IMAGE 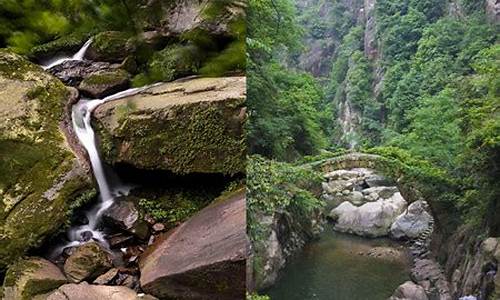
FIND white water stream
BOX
[42,38,93,70]
[48,42,158,257]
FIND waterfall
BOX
[49,83,161,258]
[42,38,93,70]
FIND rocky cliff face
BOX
[0,51,92,270]
[486,0,500,23]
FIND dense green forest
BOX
[248,0,499,234]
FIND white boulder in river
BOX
[390,200,432,239]
[329,192,407,237]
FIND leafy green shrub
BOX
[247,155,324,242]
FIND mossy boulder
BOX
[86,31,133,63]
[92,76,246,175]
[0,50,92,270]
[63,242,113,282]
[2,257,67,300]
[132,44,202,86]
[78,69,130,98]
[29,33,91,62]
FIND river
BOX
[265,226,411,300]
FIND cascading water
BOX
[49,86,155,257]
[44,41,161,257]
[42,38,93,70]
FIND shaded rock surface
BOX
[92,76,246,175]
[102,198,149,240]
[78,69,130,98]
[139,188,246,299]
[2,257,67,300]
[248,199,323,290]
[0,50,91,270]
[443,231,500,299]
[47,60,119,86]
[391,200,432,239]
[63,242,113,282]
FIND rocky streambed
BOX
[0,43,246,299]
[252,159,453,300]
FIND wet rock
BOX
[2,257,67,300]
[0,50,92,270]
[139,188,246,299]
[108,233,134,248]
[79,231,94,243]
[78,69,130,98]
[92,76,246,175]
[63,242,113,282]
[390,200,432,239]
[329,192,407,237]
[102,199,150,240]
[47,60,117,86]
[364,173,392,187]
[93,268,119,285]
[362,186,398,199]
[62,247,77,258]
[44,282,147,300]
[390,281,428,300]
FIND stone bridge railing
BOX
[307,152,385,173]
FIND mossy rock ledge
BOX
[92,76,246,175]
[0,50,92,270]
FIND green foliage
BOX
[247,155,323,242]
[387,89,461,169]
[247,293,271,300]
[138,197,201,227]
[132,44,202,87]
[247,0,329,161]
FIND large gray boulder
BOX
[329,192,407,237]
[390,200,432,239]
[139,188,246,299]
[92,76,246,175]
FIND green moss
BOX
[3,258,66,300]
[96,97,246,175]
[0,51,92,270]
[0,50,41,80]
[90,31,132,61]
[29,32,91,59]
[132,43,203,86]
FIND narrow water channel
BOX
[265,226,411,300]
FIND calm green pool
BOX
[265,227,411,300]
